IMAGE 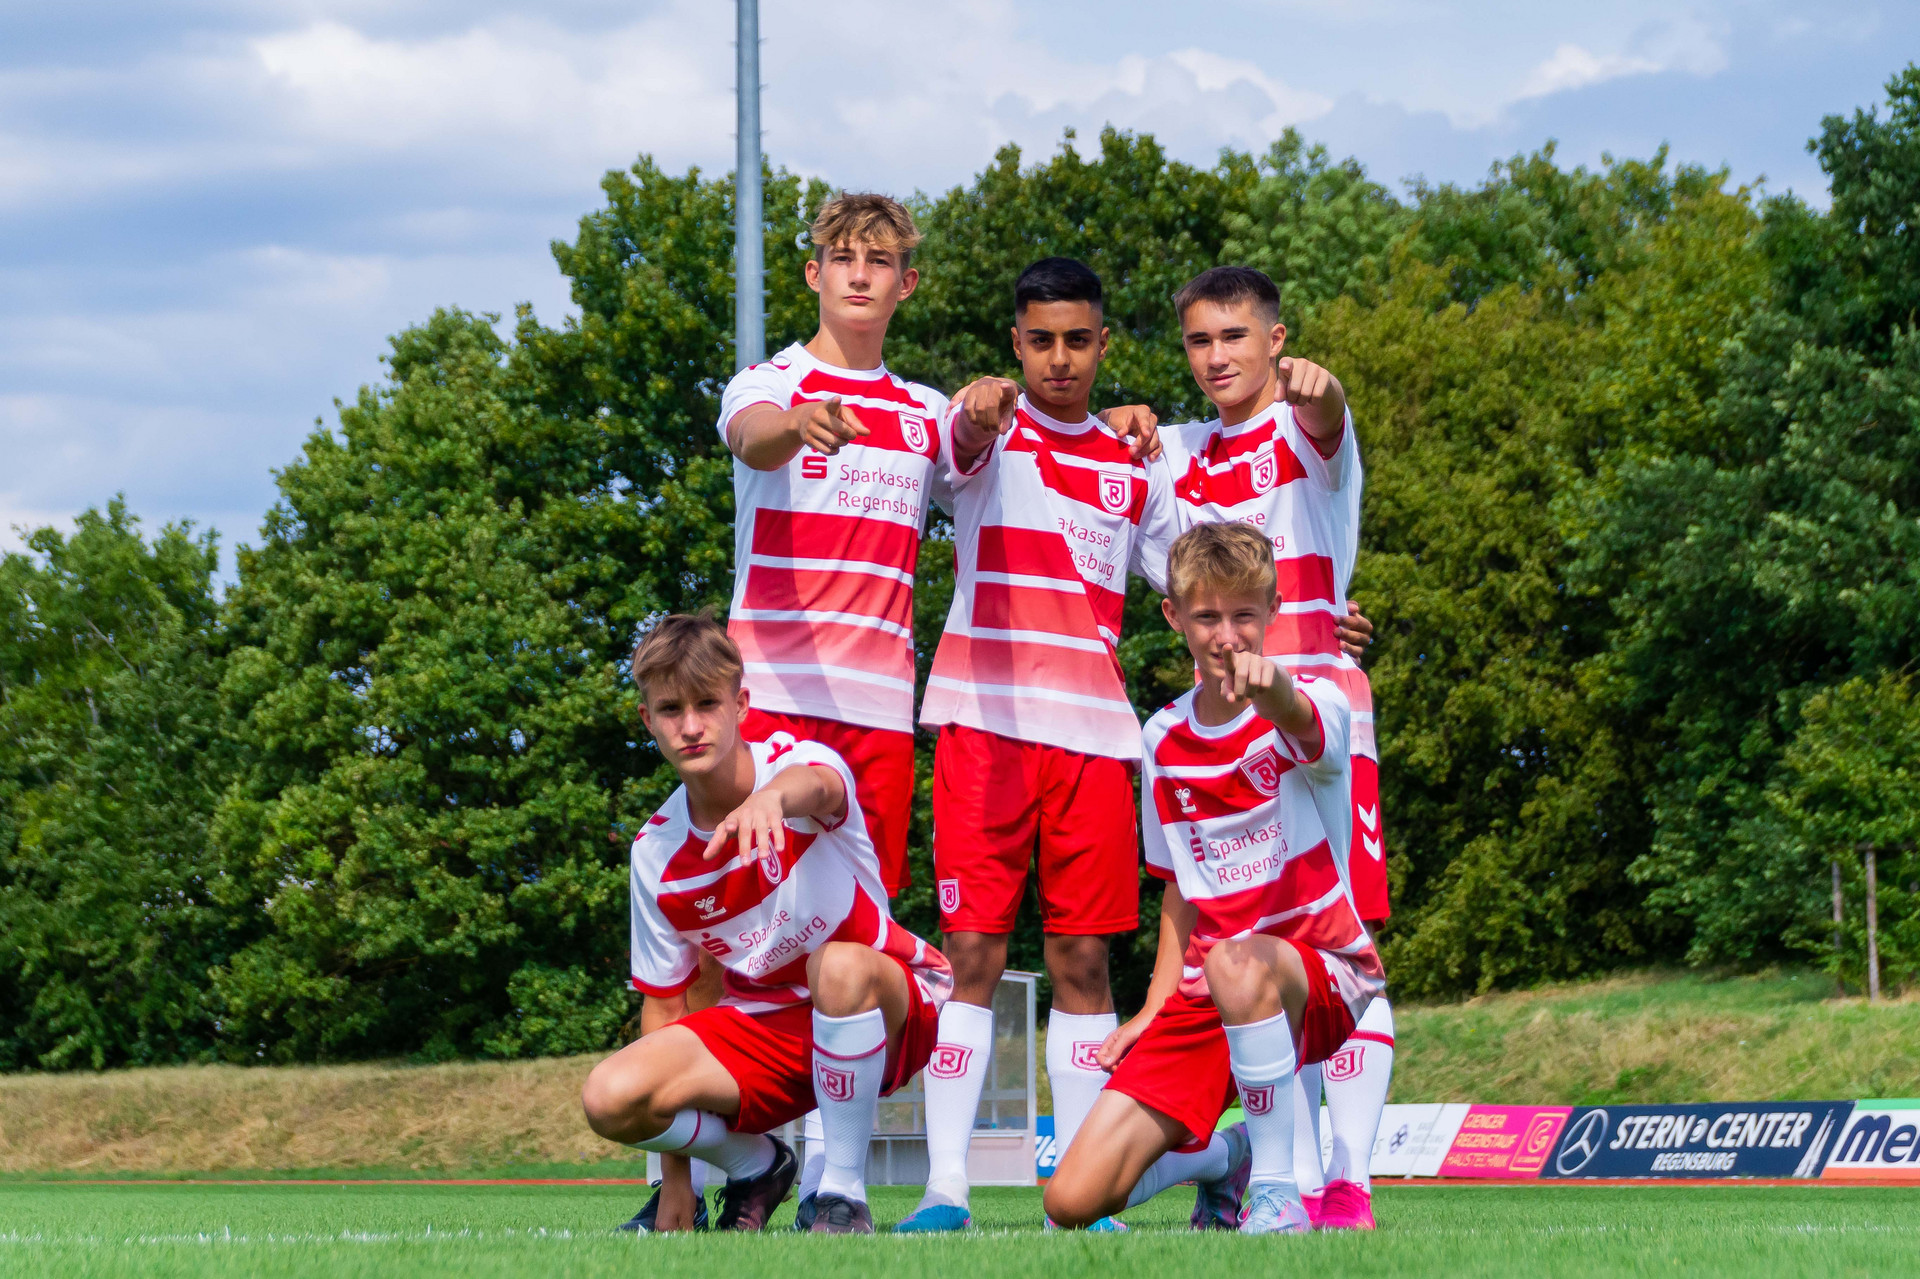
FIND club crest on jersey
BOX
[1325,1046,1364,1083]
[1242,1084,1276,1116]
[927,1044,974,1078]
[938,878,961,915]
[1250,446,1278,494]
[695,894,723,921]
[760,851,785,885]
[899,411,929,453]
[1098,470,1131,515]
[1238,745,1285,796]
[816,1063,856,1103]
[1071,1041,1103,1071]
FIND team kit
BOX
[580,194,1395,1237]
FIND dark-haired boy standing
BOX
[900,258,1174,1232]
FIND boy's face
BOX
[1181,299,1285,412]
[806,238,918,337]
[1162,584,1279,687]
[638,679,749,780]
[1011,299,1108,413]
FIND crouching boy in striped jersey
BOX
[1044,523,1384,1235]
[581,615,952,1234]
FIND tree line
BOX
[4,69,1918,1070]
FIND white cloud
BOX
[1514,18,1728,104]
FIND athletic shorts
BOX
[930,724,1139,936]
[742,707,914,895]
[1106,941,1360,1143]
[1348,754,1390,922]
[675,955,939,1135]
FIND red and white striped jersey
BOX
[1152,404,1378,761]
[717,343,950,735]
[1140,678,1383,1017]
[919,397,1177,760]
[628,734,953,1015]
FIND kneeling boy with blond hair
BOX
[582,615,952,1234]
[1044,523,1383,1235]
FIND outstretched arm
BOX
[1276,357,1347,450]
[728,397,871,471]
[949,376,1021,472]
[702,763,849,867]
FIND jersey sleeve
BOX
[1277,673,1352,782]
[919,387,959,517]
[1301,405,1359,494]
[1138,719,1178,882]
[937,398,998,489]
[629,843,701,997]
[769,738,859,835]
[1130,453,1180,594]
[716,362,795,450]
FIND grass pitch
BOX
[1,1182,1914,1279]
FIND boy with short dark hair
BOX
[1043,522,1383,1235]
[899,257,1171,1233]
[581,615,952,1235]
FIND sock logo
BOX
[1242,1084,1276,1116]
[815,1062,856,1103]
[938,878,961,915]
[1070,1040,1103,1071]
[927,1044,974,1078]
[1324,1046,1364,1082]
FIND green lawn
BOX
[2,1182,1914,1278]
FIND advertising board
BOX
[1543,1102,1853,1179]
[1437,1105,1571,1178]
[1822,1101,1920,1180]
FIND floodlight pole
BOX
[735,0,765,371]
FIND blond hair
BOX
[631,613,743,705]
[1166,522,1278,604]
[811,192,923,266]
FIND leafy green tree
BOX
[0,502,238,1068]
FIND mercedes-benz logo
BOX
[1556,1109,1609,1175]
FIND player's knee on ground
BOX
[806,940,882,1017]
[1043,933,1112,1013]
[1041,1154,1119,1228]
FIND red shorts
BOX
[1107,942,1359,1142]
[675,957,939,1134]
[1348,754,1389,921]
[742,707,914,895]
[931,724,1139,936]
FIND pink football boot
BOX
[1315,1179,1375,1230]
[1301,1191,1324,1227]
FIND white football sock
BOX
[1046,1010,1117,1164]
[798,1110,826,1200]
[1294,1062,1326,1196]
[1225,1012,1299,1189]
[918,999,993,1209]
[1324,997,1395,1190]
[1124,1130,1232,1209]
[812,1007,887,1204]
[631,1110,775,1181]
[643,1153,710,1193]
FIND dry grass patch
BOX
[0,1056,626,1174]
[1394,969,1920,1105]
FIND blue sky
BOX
[3,0,1913,569]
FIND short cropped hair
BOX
[1166,522,1278,605]
[811,193,923,267]
[630,613,743,705]
[1173,265,1281,329]
[1015,256,1103,315]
